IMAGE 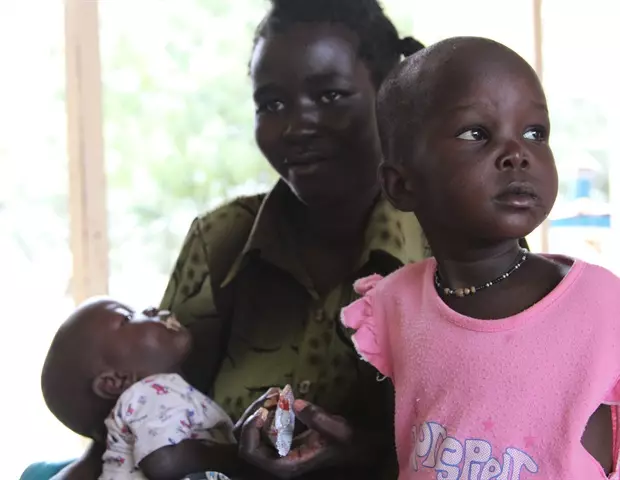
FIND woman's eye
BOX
[319,91,343,104]
[257,100,284,113]
[523,127,547,142]
[457,128,488,141]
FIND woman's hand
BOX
[51,441,104,480]
[237,395,383,479]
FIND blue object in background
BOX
[19,461,71,480]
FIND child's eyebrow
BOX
[531,101,549,113]
[445,100,548,114]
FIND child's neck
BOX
[434,241,523,291]
[431,240,570,320]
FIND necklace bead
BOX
[435,249,528,297]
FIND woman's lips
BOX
[284,149,330,166]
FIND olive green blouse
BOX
[160,181,429,427]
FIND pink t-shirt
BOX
[341,257,620,480]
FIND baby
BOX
[41,297,235,480]
[342,37,620,479]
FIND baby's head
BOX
[41,297,191,440]
[378,37,558,250]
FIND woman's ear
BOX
[379,161,419,213]
[92,371,136,400]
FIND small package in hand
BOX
[267,384,295,457]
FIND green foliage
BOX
[100,0,276,278]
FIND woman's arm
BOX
[50,441,105,480]
[139,441,239,480]
[160,217,226,393]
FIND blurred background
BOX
[1,0,618,476]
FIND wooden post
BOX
[64,0,108,303]
[532,0,549,253]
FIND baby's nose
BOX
[142,306,159,317]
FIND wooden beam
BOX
[65,0,108,303]
[532,0,549,253]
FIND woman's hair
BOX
[253,0,425,88]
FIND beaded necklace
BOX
[434,248,529,297]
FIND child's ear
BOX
[92,371,136,400]
[379,162,419,212]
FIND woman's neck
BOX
[291,187,380,248]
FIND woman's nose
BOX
[283,101,319,140]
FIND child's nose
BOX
[496,140,530,171]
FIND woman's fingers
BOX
[238,408,331,479]
[293,399,353,444]
[239,408,269,454]
[233,387,280,433]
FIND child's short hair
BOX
[377,37,529,166]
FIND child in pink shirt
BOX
[342,36,620,480]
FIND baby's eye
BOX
[523,127,547,142]
[319,91,343,104]
[457,128,488,141]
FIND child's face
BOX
[82,299,191,380]
[250,23,381,207]
[401,53,558,244]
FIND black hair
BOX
[376,48,434,166]
[252,0,425,88]
[377,37,536,167]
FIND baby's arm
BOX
[139,441,238,480]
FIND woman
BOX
[160,1,426,478]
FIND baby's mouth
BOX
[158,310,181,331]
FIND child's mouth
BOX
[495,183,538,209]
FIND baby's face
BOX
[78,299,192,380]
[405,48,558,243]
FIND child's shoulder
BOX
[546,254,620,301]
[552,255,620,283]
[375,257,434,292]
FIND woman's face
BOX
[250,23,382,208]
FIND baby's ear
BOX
[92,371,136,399]
[379,161,419,212]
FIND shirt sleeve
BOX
[160,217,218,327]
[100,403,139,480]
[603,378,620,405]
[341,274,393,379]
[117,379,225,466]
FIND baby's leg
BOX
[582,404,613,474]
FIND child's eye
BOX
[319,91,343,104]
[523,127,547,142]
[257,99,285,114]
[456,128,488,141]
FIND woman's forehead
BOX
[250,23,363,85]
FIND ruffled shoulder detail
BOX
[341,274,392,378]
[353,273,383,296]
